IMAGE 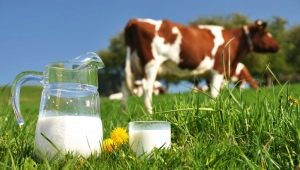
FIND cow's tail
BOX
[121,46,132,110]
[124,19,138,93]
[124,46,134,93]
[121,20,135,109]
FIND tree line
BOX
[97,13,300,95]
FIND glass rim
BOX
[129,121,170,125]
[45,61,102,71]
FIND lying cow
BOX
[123,18,279,113]
[133,80,165,97]
[194,62,258,91]
[230,62,259,89]
[109,80,164,100]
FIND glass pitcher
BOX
[11,52,104,159]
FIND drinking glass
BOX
[129,121,171,156]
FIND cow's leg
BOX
[239,67,259,89]
[125,47,134,92]
[210,71,224,98]
[122,47,136,111]
[143,59,163,114]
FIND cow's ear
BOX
[255,20,267,29]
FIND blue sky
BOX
[1,0,300,85]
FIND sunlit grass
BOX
[1,84,300,169]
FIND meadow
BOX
[1,84,300,169]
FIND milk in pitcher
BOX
[35,112,103,158]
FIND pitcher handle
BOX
[11,71,43,127]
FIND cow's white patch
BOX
[151,26,182,64]
[231,76,239,82]
[109,92,123,100]
[137,18,162,31]
[198,25,225,57]
[230,63,244,82]
[210,71,224,98]
[267,32,272,38]
[196,56,215,73]
[256,20,263,25]
[235,62,245,75]
[239,81,248,89]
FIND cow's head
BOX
[246,20,279,53]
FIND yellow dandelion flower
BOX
[288,96,300,106]
[102,138,116,153]
[111,127,128,146]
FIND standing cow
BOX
[123,18,279,113]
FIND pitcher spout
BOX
[71,52,105,70]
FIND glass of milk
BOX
[129,121,171,156]
[11,52,105,159]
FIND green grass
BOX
[1,84,300,169]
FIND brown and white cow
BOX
[132,64,257,94]
[123,18,279,113]
[230,62,258,89]
[195,62,258,91]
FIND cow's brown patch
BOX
[178,26,215,69]
[213,28,256,74]
[157,20,178,44]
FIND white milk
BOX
[129,129,171,156]
[35,115,103,159]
